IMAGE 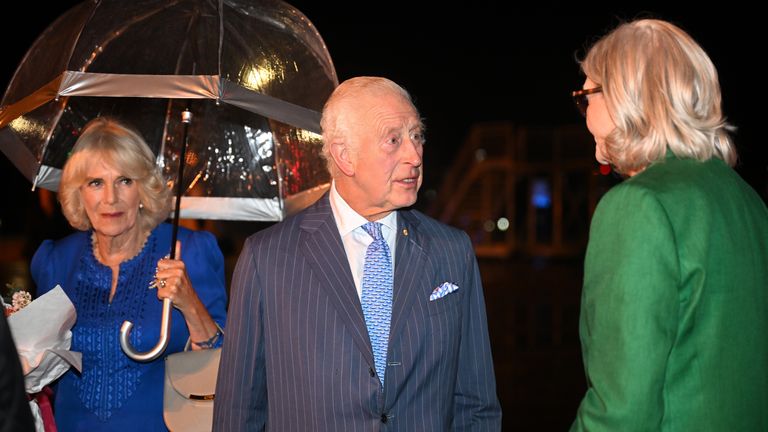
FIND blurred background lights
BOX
[483,219,495,232]
[475,148,487,162]
[531,178,552,209]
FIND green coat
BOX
[571,155,768,431]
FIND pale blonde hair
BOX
[319,76,418,176]
[580,19,736,174]
[59,117,172,231]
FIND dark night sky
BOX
[1,1,764,229]
[2,5,760,428]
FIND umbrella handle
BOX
[119,298,172,361]
[120,107,188,362]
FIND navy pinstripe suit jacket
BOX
[213,194,501,431]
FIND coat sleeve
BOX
[30,236,85,298]
[571,184,679,431]
[213,236,267,431]
[453,232,503,431]
[0,313,36,431]
[182,229,228,331]
[30,240,57,297]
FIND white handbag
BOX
[163,346,221,432]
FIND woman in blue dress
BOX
[30,117,227,431]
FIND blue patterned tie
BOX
[361,221,393,386]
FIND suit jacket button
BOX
[380,413,388,423]
[369,367,376,377]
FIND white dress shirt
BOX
[329,181,397,300]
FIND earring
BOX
[139,202,144,210]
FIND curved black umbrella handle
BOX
[119,298,172,362]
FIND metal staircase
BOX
[428,122,615,258]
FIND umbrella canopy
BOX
[0,0,335,221]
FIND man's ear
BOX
[329,140,355,176]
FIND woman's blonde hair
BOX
[59,117,172,231]
[580,19,736,174]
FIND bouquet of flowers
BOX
[3,282,32,316]
[3,284,81,432]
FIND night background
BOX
[1,1,763,430]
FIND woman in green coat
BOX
[570,19,768,431]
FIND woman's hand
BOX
[154,241,220,349]
[154,241,197,311]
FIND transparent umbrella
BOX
[0,0,335,220]
[0,0,337,360]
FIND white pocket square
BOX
[429,282,459,301]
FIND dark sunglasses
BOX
[572,86,602,117]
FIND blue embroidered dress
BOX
[30,223,227,431]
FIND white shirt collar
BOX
[329,181,398,299]
[329,181,397,235]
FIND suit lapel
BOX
[299,194,374,366]
[389,210,430,347]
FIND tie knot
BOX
[362,222,383,241]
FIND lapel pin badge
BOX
[402,228,408,236]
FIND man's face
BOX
[345,91,424,220]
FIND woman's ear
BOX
[329,140,355,177]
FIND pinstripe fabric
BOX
[213,193,502,431]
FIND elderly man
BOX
[214,76,501,431]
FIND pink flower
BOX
[11,291,32,312]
